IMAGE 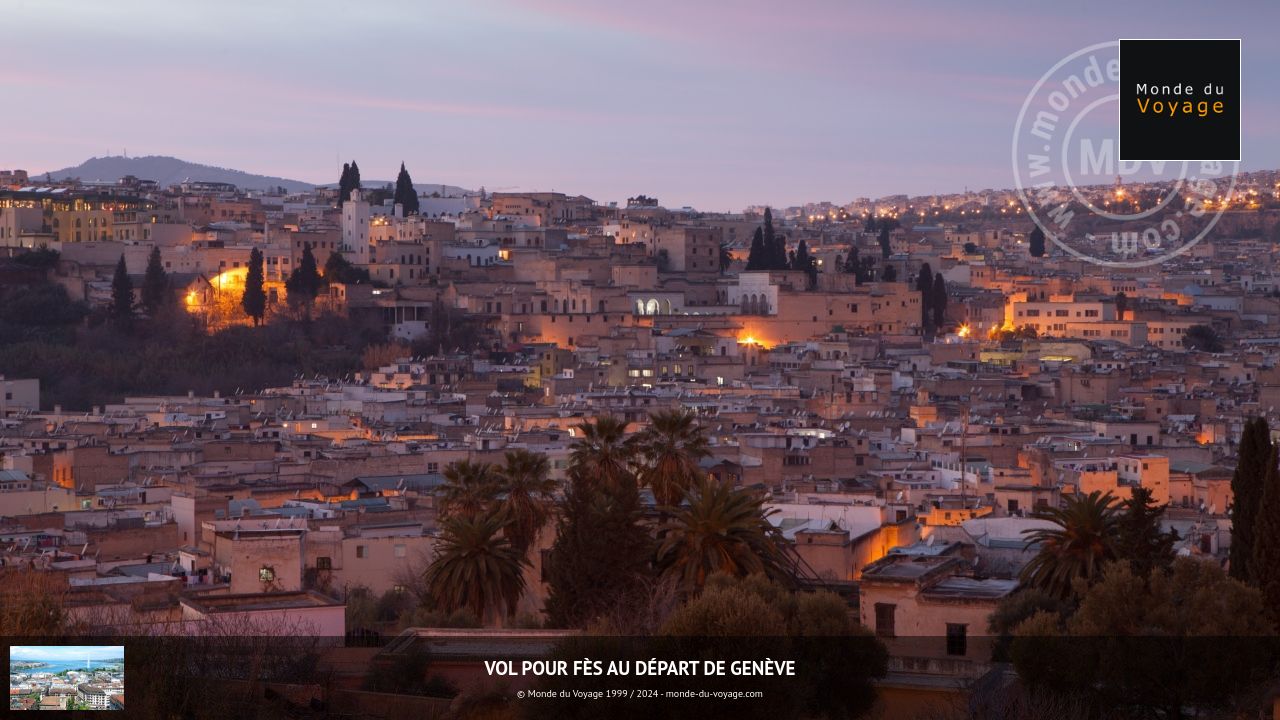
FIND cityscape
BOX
[3,2,1280,720]
[8,646,125,711]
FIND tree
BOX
[1114,486,1177,578]
[1029,225,1046,257]
[495,449,556,555]
[931,273,948,328]
[241,247,266,326]
[745,227,766,271]
[1114,291,1128,318]
[1020,491,1120,599]
[323,250,371,285]
[1183,324,1224,352]
[1230,416,1272,582]
[916,263,934,330]
[763,207,786,270]
[635,409,709,508]
[141,246,169,314]
[393,162,420,215]
[878,225,891,259]
[963,241,978,254]
[424,510,528,622]
[881,263,897,282]
[544,471,653,629]
[1252,443,1280,617]
[338,160,362,203]
[1011,560,1275,719]
[438,460,500,520]
[718,243,733,273]
[109,254,133,322]
[567,416,637,496]
[285,242,323,306]
[656,478,790,594]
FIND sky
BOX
[10,645,125,662]
[3,0,1277,210]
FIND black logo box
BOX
[1119,39,1241,162]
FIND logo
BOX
[1012,41,1240,267]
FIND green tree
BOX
[1231,416,1271,582]
[567,416,637,496]
[963,241,978,254]
[1029,225,1046,257]
[916,263,934,330]
[323,250,371,285]
[393,162,420,215]
[1183,324,1224,352]
[1011,560,1275,719]
[109,254,133,322]
[635,409,709,508]
[141,246,169,314]
[1252,443,1280,617]
[745,227,766,271]
[1114,486,1177,578]
[881,263,897,282]
[1115,291,1128,317]
[241,247,266,326]
[1020,491,1120,599]
[495,449,557,555]
[338,160,362,203]
[656,478,790,593]
[424,510,527,622]
[438,460,500,520]
[544,471,653,629]
[878,225,891,259]
[285,242,323,306]
[931,273,948,328]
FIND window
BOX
[259,566,275,583]
[874,603,896,638]
[356,545,366,559]
[946,623,968,656]
[394,544,406,558]
[316,556,332,570]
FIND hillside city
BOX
[3,162,1280,718]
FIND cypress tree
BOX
[109,254,133,322]
[1254,443,1280,618]
[393,162,420,215]
[242,247,266,326]
[746,227,765,271]
[763,208,784,270]
[338,162,352,203]
[349,160,361,195]
[932,274,948,327]
[1231,417,1272,582]
[882,263,898,282]
[1029,226,1046,257]
[878,225,891,259]
[141,246,169,314]
[285,242,323,306]
[917,263,934,330]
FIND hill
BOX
[42,156,473,196]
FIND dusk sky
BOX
[5,0,1277,210]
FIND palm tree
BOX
[656,478,789,593]
[425,510,528,622]
[1020,490,1121,599]
[438,460,499,519]
[495,449,557,554]
[636,409,710,508]
[568,416,637,496]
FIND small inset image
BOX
[8,645,125,711]
[1119,38,1241,161]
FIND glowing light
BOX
[957,324,972,338]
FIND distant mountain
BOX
[43,155,315,193]
[42,155,473,197]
